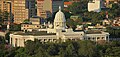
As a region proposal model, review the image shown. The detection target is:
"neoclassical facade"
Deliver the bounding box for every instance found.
[10,6,109,47]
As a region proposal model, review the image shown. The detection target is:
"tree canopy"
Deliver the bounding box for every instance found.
[1,39,120,57]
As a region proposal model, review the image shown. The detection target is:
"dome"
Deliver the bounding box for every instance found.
[54,6,66,30]
[54,6,66,22]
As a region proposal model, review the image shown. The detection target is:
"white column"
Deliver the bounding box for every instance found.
[13,38,15,47]
[10,37,11,44]
[105,36,106,41]
[96,37,97,42]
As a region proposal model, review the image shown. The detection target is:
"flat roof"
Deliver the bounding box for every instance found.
[85,30,102,34]
[64,2,72,5]
[14,31,56,36]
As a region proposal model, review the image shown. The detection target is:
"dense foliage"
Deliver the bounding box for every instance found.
[9,24,21,31]
[0,39,120,57]
[0,11,9,24]
[67,0,89,14]
[106,27,120,38]
[66,1,120,25]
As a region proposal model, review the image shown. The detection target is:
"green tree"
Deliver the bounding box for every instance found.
[47,43,59,56]
[23,19,29,23]
[35,47,49,57]
[0,44,5,57]
[15,47,28,57]
[0,11,9,24]
[10,24,21,31]
[65,44,78,57]
[67,0,88,14]
[58,48,66,57]
[78,41,97,57]
[105,47,120,57]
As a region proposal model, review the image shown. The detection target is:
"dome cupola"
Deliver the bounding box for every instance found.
[54,6,66,30]
[54,6,66,22]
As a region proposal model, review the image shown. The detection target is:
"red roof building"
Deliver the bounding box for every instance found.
[64,2,72,7]
[64,2,73,11]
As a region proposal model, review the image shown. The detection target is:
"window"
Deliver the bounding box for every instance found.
[37,26,39,27]
[39,39,41,41]
[88,38,90,40]
[102,37,104,39]
[44,39,46,41]
[97,37,100,39]
[27,25,29,27]
[24,39,25,42]
[48,39,50,41]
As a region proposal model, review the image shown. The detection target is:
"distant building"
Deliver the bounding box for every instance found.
[10,6,109,47]
[21,24,41,31]
[0,0,11,13]
[106,0,118,4]
[64,2,72,8]
[37,0,47,18]
[26,0,37,18]
[37,0,64,18]
[88,0,101,12]
[64,2,72,11]
[87,24,106,31]
[112,17,120,26]
[30,17,41,25]
[21,17,41,31]
[103,19,111,25]
[13,0,36,24]
[70,15,82,21]
[75,25,83,30]
[85,31,109,42]
[0,0,13,23]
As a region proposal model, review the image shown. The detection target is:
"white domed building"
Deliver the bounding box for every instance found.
[9,6,110,47]
[47,6,67,33]
[54,6,66,30]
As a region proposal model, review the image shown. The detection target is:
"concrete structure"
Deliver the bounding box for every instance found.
[70,15,82,21]
[112,17,120,26]
[30,17,41,25]
[85,31,109,42]
[103,19,111,25]
[37,0,64,18]
[26,0,36,18]
[21,17,41,31]
[10,7,109,47]
[13,0,36,24]
[88,0,101,12]
[0,0,13,23]
[21,24,41,31]
[37,0,47,18]
[0,0,11,13]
